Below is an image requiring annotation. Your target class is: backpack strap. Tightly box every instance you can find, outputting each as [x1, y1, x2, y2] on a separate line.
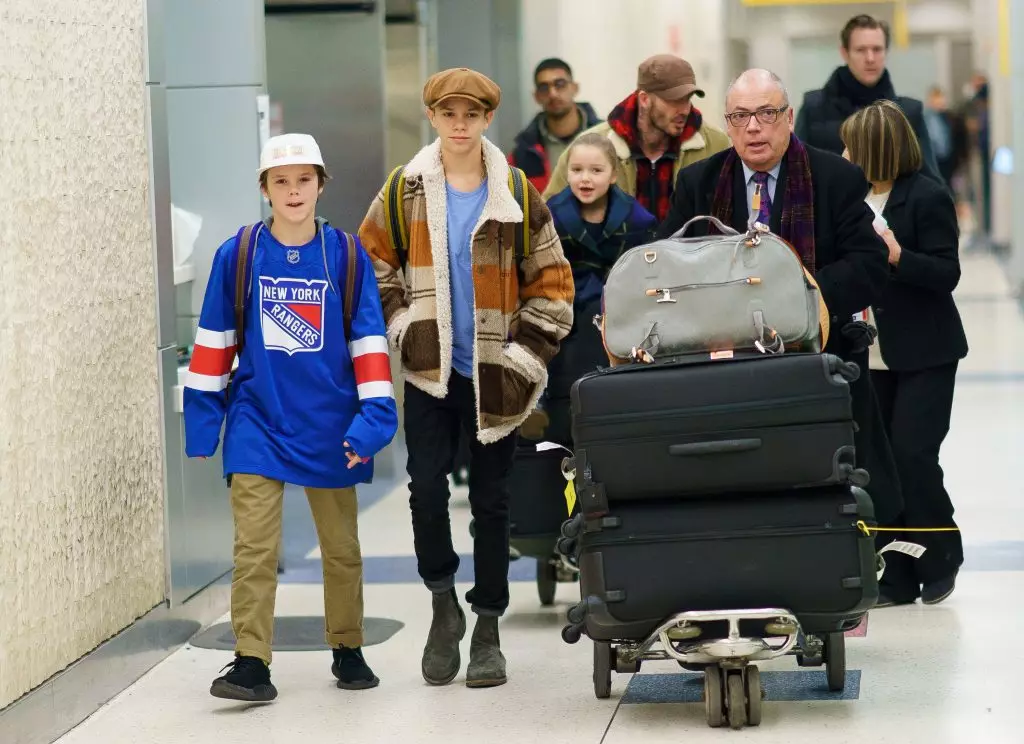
[342, 231, 360, 340]
[383, 165, 409, 269]
[507, 167, 530, 261]
[234, 223, 261, 356]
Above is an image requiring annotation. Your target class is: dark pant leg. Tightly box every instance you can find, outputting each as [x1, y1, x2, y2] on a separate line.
[888, 363, 962, 584]
[870, 369, 918, 600]
[449, 374, 518, 616]
[404, 381, 462, 591]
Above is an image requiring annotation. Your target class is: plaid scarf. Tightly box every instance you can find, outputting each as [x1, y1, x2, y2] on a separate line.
[607, 92, 703, 222]
[710, 134, 817, 272]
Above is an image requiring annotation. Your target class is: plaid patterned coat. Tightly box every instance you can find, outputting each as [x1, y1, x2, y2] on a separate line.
[358, 137, 574, 444]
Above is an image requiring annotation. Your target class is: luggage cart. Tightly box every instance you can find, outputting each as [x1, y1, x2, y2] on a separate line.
[563, 604, 849, 729]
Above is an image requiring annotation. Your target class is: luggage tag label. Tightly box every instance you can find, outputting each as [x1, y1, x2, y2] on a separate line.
[875, 541, 927, 580]
[879, 541, 927, 560]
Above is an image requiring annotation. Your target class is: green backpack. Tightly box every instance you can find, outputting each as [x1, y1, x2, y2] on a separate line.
[382, 165, 532, 266]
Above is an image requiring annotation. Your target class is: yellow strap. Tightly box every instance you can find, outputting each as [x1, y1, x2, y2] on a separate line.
[382, 165, 408, 257]
[507, 168, 530, 258]
[856, 520, 960, 536]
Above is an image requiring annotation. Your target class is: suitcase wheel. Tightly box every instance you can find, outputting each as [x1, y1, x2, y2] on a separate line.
[561, 624, 583, 644]
[593, 642, 612, 699]
[560, 514, 583, 539]
[566, 601, 587, 625]
[556, 536, 577, 557]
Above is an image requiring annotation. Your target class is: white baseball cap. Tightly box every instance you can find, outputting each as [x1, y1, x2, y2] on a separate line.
[258, 133, 325, 176]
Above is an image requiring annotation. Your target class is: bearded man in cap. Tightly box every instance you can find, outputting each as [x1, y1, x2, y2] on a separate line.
[359, 68, 574, 689]
[543, 54, 730, 221]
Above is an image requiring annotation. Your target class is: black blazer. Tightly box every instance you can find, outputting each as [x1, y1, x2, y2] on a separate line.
[657, 144, 890, 349]
[873, 171, 968, 370]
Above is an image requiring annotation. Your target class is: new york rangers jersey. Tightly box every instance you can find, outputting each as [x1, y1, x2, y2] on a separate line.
[183, 223, 398, 489]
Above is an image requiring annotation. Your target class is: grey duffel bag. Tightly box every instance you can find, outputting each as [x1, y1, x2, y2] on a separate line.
[601, 216, 827, 362]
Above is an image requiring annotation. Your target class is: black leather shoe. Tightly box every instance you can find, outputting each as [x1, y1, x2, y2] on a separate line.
[922, 571, 958, 605]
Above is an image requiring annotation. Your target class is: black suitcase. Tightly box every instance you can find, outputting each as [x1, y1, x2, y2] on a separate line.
[507, 446, 573, 540]
[572, 485, 877, 642]
[571, 353, 862, 514]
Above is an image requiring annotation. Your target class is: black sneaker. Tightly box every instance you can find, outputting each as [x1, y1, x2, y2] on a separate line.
[332, 647, 380, 690]
[210, 656, 278, 702]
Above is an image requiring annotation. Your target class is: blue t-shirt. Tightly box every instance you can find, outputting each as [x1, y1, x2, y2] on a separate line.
[446, 178, 488, 377]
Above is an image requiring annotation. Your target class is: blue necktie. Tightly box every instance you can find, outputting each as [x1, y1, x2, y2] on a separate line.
[752, 171, 772, 226]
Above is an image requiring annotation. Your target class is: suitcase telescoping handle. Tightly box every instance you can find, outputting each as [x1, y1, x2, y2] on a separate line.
[669, 438, 762, 456]
[671, 215, 741, 239]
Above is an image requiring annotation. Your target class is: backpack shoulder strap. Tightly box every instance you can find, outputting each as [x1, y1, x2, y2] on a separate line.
[342, 231, 362, 340]
[234, 223, 260, 356]
[383, 165, 409, 269]
[507, 167, 530, 262]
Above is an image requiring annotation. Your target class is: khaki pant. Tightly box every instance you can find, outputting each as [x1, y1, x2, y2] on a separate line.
[230, 473, 363, 663]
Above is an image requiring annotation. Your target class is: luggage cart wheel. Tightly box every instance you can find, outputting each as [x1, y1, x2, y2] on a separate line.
[825, 632, 846, 692]
[593, 641, 612, 699]
[745, 665, 763, 726]
[537, 559, 557, 606]
[726, 670, 748, 729]
[703, 665, 724, 728]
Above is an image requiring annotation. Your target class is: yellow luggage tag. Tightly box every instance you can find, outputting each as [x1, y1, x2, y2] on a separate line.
[535, 442, 578, 516]
[564, 479, 577, 517]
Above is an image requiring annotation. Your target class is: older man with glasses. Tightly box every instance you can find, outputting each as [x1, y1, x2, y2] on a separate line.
[657, 68, 903, 528]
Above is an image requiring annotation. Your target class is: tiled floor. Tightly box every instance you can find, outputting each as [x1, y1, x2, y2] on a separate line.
[56, 251, 1024, 743]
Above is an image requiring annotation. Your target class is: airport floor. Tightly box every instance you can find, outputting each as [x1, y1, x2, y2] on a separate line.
[56, 250, 1024, 743]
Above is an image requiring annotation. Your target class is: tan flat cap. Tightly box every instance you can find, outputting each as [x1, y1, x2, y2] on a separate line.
[423, 68, 501, 110]
[638, 54, 705, 101]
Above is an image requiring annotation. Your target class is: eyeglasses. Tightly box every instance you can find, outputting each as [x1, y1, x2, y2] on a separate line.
[536, 79, 571, 95]
[725, 106, 789, 128]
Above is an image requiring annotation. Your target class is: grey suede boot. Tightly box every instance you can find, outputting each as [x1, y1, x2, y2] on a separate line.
[421, 589, 467, 685]
[466, 615, 507, 688]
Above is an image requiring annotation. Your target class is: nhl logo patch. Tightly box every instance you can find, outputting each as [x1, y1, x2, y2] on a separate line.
[259, 276, 328, 355]
[287, 249, 300, 264]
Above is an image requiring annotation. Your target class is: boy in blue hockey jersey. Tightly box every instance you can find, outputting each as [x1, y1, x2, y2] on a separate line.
[184, 133, 398, 702]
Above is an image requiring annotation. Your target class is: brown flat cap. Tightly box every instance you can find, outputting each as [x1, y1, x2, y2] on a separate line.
[423, 68, 501, 110]
[637, 54, 705, 101]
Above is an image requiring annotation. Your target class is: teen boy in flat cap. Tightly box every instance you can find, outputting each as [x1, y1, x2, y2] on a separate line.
[359, 68, 573, 688]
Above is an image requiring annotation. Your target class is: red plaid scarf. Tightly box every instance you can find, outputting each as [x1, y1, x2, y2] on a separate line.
[710, 134, 817, 272]
[607, 92, 702, 222]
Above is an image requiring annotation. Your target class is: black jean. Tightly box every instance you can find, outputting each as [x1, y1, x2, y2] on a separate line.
[404, 374, 518, 616]
[872, 363, 962, 596]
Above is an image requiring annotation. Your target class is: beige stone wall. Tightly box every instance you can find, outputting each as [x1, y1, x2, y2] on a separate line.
[0, 0, 165, 708]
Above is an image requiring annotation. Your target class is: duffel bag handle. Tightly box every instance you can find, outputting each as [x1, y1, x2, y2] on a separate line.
[672, 214, 741, 239]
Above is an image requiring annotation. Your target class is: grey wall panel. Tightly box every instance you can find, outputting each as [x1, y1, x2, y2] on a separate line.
[266, 10, 387, 230]
[165, 86, 264, 317]
[144, 0, 165, 84]
[164, 0, 264, 88]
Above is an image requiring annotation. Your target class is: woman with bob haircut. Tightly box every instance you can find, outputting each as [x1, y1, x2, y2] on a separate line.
[841, 99, 968, 608]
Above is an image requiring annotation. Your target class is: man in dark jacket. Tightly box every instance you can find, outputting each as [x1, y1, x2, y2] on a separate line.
[508, 58, 601, 192]
[794, 14, 942, 184]
[658, 68, 902, 524]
